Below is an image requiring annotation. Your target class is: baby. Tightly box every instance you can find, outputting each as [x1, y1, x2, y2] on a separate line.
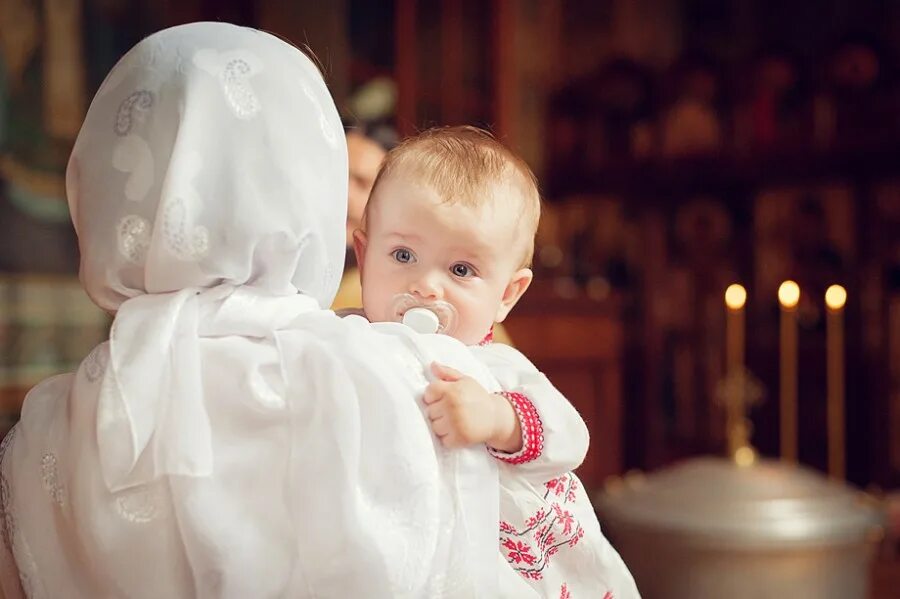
[351, 126, 640, 598]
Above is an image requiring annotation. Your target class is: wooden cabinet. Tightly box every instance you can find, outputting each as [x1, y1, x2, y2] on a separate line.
[505, 290, 624, 489]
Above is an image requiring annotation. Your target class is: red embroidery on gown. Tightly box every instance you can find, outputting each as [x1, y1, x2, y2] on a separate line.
[491, 391, 544, 464]
[499, 473, 583, 580]
[560, 583, 614, 598]
[545, 474, 579, 502]
[560, 583, 613, 598]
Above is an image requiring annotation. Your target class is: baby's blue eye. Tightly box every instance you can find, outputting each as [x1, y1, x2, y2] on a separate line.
[451, 263, 474, 278]
[393, 248, 413, 263]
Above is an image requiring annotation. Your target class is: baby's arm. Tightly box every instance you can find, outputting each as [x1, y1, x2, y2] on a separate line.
[471, 343, 590, 482]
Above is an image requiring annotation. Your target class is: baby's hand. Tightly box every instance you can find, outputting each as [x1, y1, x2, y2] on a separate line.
[423, 363, 522, 452]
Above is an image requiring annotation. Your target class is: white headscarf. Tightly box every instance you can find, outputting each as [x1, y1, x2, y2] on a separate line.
[0, 23, 498, 598]
[68, 21, 349, 492]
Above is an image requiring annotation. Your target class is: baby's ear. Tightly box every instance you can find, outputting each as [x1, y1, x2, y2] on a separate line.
[352, 229, 368, 275]
[495, 268, 533, 323]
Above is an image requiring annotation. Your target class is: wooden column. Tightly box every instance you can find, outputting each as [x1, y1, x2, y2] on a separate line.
[258, 1, 349, 109]
[395, 0, 418, 137]
[491, 0, 515, 142]
[440, 0, 464, 125]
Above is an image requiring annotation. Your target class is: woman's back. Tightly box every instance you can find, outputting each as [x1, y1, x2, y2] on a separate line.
[0, 23, 501, 598]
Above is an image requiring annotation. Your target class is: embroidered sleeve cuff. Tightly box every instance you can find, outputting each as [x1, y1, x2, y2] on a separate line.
[488, 391, 544, 464]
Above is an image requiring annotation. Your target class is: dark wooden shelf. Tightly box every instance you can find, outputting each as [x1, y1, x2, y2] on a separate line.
[544, 141, 900, 199]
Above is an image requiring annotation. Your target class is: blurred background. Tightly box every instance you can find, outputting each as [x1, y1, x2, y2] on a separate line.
[3, 0, 900, 593]
[2, 0, 900, 514]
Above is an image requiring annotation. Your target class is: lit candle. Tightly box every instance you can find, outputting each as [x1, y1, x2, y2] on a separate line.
[724, 284, 747, 459]
[725, 284, 747, 375]
[778, 280, 800, 464]
[825, 284, 847, 480]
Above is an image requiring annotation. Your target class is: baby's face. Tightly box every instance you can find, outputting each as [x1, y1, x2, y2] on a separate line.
[356, 173, 531, 345]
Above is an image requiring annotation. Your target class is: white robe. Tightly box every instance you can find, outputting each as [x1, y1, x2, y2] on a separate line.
[1, 311, 502, 598]
[0, 22, 503, 598]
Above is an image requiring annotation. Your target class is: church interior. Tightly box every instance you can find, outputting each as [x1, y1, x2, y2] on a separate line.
[1, 0, 899, 596]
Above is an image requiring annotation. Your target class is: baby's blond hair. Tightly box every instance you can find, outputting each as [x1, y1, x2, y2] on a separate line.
[367, 126, 541, 266]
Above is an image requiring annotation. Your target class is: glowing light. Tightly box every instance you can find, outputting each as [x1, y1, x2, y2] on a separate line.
[825, 285, 847, 311]
[725, 284, 747, 310]
[778, 280, 800, 309]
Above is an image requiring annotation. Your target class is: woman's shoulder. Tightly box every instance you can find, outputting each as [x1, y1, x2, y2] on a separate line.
[21, 373, 75, 413]
[13, 372, 76, 447]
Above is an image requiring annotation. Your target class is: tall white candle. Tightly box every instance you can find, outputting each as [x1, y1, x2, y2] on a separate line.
[825, 284, 847, 480]
[778, 280, 800, 464]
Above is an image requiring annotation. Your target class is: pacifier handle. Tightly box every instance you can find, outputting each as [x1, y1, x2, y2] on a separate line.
[402, 307, 441, 334]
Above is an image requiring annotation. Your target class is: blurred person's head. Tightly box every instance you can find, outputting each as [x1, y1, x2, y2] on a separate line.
[346, 130, 387, 247]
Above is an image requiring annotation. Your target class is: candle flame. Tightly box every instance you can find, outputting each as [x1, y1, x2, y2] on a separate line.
[825, 284, 847, 310]
[778, 280, 800, 308]
[725, 284, 747, 310]
[734, 446, 757, 467]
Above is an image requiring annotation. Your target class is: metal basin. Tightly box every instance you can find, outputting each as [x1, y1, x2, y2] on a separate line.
[595, 458, 884, 599]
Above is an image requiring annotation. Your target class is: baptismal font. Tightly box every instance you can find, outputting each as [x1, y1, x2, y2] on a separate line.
[596, 283, 884, 599]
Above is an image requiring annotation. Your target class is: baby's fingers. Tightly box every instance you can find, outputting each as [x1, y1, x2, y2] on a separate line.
[423, 381, 447, 405]
[430, 362, 464, 382]
[430, 415, 452, 438]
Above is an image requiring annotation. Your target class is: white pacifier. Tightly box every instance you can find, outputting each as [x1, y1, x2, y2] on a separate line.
[390, 293, 458, 335]
[402, 307, 441, 334]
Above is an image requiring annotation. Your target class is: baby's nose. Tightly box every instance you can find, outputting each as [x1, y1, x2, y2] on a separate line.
[410, 275, 441, 300]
